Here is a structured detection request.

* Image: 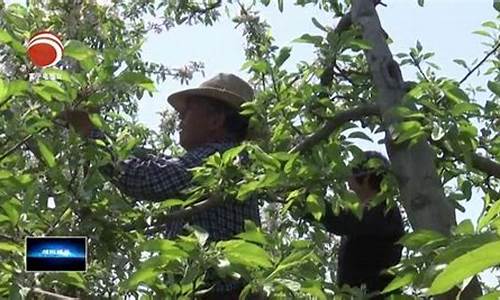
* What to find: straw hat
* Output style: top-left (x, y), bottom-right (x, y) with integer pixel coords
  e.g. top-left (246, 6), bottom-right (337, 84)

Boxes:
top-left (168, 73), bottom-right (260, 140)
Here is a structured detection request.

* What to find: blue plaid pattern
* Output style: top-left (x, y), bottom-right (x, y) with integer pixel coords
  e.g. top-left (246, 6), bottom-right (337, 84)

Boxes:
top-left (88, 129), bottom-right (260, 293)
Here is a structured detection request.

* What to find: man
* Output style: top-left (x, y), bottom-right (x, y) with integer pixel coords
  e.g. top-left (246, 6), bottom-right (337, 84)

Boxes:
top-left (63, 73), bottom-right (261, 299)
top-left (304, 151), bottom-right (404, 299)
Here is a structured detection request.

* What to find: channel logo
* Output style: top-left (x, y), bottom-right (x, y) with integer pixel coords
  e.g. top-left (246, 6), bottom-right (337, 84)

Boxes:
top-left (26, 237), bottom-right (87, 272)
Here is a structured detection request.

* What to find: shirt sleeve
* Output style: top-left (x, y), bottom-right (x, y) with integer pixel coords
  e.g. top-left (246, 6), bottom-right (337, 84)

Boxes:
top-left (321, 202), bottom-right (403, 238)
top-left (87, 129), bottom-right (217, 202)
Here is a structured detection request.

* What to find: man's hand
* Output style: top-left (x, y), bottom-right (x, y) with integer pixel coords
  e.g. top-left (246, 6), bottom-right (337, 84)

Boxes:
top-left (57, 109), bottom-right (94, 137)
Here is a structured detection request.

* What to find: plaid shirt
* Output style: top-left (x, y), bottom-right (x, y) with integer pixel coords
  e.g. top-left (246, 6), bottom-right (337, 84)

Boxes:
top-left (89, 129), bottom-right (260, 292)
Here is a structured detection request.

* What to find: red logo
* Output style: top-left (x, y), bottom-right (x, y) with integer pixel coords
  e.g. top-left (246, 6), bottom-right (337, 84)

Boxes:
top-left (27, 31), bottom-right (63, 68)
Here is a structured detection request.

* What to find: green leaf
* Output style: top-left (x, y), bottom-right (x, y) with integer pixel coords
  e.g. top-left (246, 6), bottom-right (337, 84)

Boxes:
top-left (478, 291), bottom-right (500, 300)
top-left (478, 198), bottom-right (500, 231)
top-left (252, 146), bottom-right (280, 170)
top-left (442, 82), bottom-right (470, 103)
top-left (43, 68), bottom-right (78, 84)
top-left (348, 131), bottom-right (373, 142)
top-left (429, 241), bottom-right (500, 295)
top-left (117, 72), bottom-right (156, 92)
top-left (222, 144), bottom-right (246, 165)
top-left (142, 239), bottom-right (188, 258)
top-left (1, 200), bottom-right (20, 225)
top-left (394, 121), bottom-right (423, 144)
top-left (458, 123), bottom-right (477, 138)
top-left (271, 152), bottom-right (294, 161)
top-left (301, 280), bottom-right (327, 300)
top-left (451, 103), bottom-right (481, 116)
top-left (311, 17), bottom-right (327, 32)
top-left (220, 240), bottom-right (272, 268)
top-left (398, 230), bottom-right (447, 250)
top-left (64, 40), bottom-right (96, 61)
top-left (37, 140), bottom-right (56, 167)
top-left (487, 81), bottom-right (500, 97)
top-left (418, 0), bottom-right (424, 7)
top-left (453, 59), bottom-right (469, 70)
top-left (495, 0), bottom-right (500, 12)
top-left (89, 114), bottom-right (103, 128)
top-left (123, 267), bottom-right (157, 289)
top-left (139, 255), bottom-right (177, 270)
top-left (306, 193), bottom-right (324, 221)
top-left (0, 29), bottom-right (13, 43)
top-left (268, 249), bottom-right (314, 279)
top-left (275, 46), bottom-right (291, 68)
top-left (236, 228), bottom-right (268, 246)
top-left (0, 242), bottom-right (22, 253)
top-left (293, 34), bottom-right (323, 46)
top-left (0, 78), bottom-right (9, 102)
top-left (434, 232), bottom-right (498, 264)
top-left (158, 199), bottom-right (185, 209)
top-left (0, 170), bottom-right (13, 179)
top-left (453, 219), bottom-right (474, 236)
top-left (472, 30), bottom-right (492, 38)
top-left (237, 180), bottom-right (261, 201)
top-left (382, 270), bottom-right (417, 293)
top-left (482, 21), bottom-right (497, 29)
top-left (7, 80), bottom-right (29, 97)
top-left (278, 0), bottom-right (284, 12)
top-left (249, 60), bottom-right (269, 73)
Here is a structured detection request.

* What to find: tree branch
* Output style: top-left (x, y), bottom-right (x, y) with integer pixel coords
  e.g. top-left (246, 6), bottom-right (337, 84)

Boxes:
top-left (0, 133), bottom-right (35, 163)
top-left (459, 40), bottom-right (500, 85)
top-left (471, 154), bottom-right (500, 179)
top-left (124, 195), bottom-right (222, 233)
top-left (27, 288), bottom-right (79, 300)
top-left (291, 104), bottom-right (379, 153)
top-left (0, 233), bottom-right (17, 243)
top-left (432, 139), bottom-right (500, 179)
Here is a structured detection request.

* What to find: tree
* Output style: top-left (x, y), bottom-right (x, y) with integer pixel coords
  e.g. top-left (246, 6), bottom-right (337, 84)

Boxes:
top-left (0, 0), bottom-right (499, 299)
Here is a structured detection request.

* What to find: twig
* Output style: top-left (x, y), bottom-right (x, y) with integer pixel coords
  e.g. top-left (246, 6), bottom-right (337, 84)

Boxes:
top-left (432, 139), bottom-right (500, 179)
top-left (291, 104), bottom-right (379, 153)
top-left (190, 0), bottom-right (222, 15)
top-left (459, 41), bottom-right (500, 85)
top-left (28, 288), bottom-right (79, 300)
top-left (0, 233), bottom-right (17, 243)
top-left (410, 53), bottom-right (429, 82)
top-left (45, 206), bottom-right (72, 235)
top-left (0, 132), bottom-right (36, 163)
top-left (124, 195), bottom-right (222, 234)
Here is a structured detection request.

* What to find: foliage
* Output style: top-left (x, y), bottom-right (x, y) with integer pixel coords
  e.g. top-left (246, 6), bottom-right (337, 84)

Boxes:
top-left (0, 0), bottom-right (499, 298)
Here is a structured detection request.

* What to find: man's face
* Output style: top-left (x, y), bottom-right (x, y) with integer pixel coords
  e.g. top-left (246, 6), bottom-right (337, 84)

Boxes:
top-left (178, 97), bottom-right (225, 150)
top-left (347, 174), bottom-right (374, 203)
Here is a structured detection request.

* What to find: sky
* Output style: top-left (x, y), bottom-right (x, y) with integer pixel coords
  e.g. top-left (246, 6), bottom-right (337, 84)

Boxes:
top-left (5, 0), bottom-right (500, 289)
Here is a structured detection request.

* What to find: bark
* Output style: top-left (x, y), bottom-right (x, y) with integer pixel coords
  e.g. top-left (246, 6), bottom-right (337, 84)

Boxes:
top-left (351, 0), bottom-right (455, 234)
top-left (350, 0), bottom-right (481, 298)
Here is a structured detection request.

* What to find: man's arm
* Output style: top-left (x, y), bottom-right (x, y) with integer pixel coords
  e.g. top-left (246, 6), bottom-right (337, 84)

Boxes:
top-left (61, 110), bottom-right (212, 202)
top-left (304, 202), bottom-right (403, 238)
top-left (324, 203), bottom-right (403, 237)
top-left (88, 128), bottom-right (223, 202)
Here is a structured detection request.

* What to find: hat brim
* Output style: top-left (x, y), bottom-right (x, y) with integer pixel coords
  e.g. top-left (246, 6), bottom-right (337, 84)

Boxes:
top-left (167, 87), bottom-right (246, 113)
top-left (167, 87), bottom-right (262, 140)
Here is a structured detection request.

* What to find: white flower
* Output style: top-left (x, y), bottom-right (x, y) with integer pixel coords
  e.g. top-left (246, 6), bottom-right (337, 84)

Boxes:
top-left (96, 0), bottom-right (113, 7)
